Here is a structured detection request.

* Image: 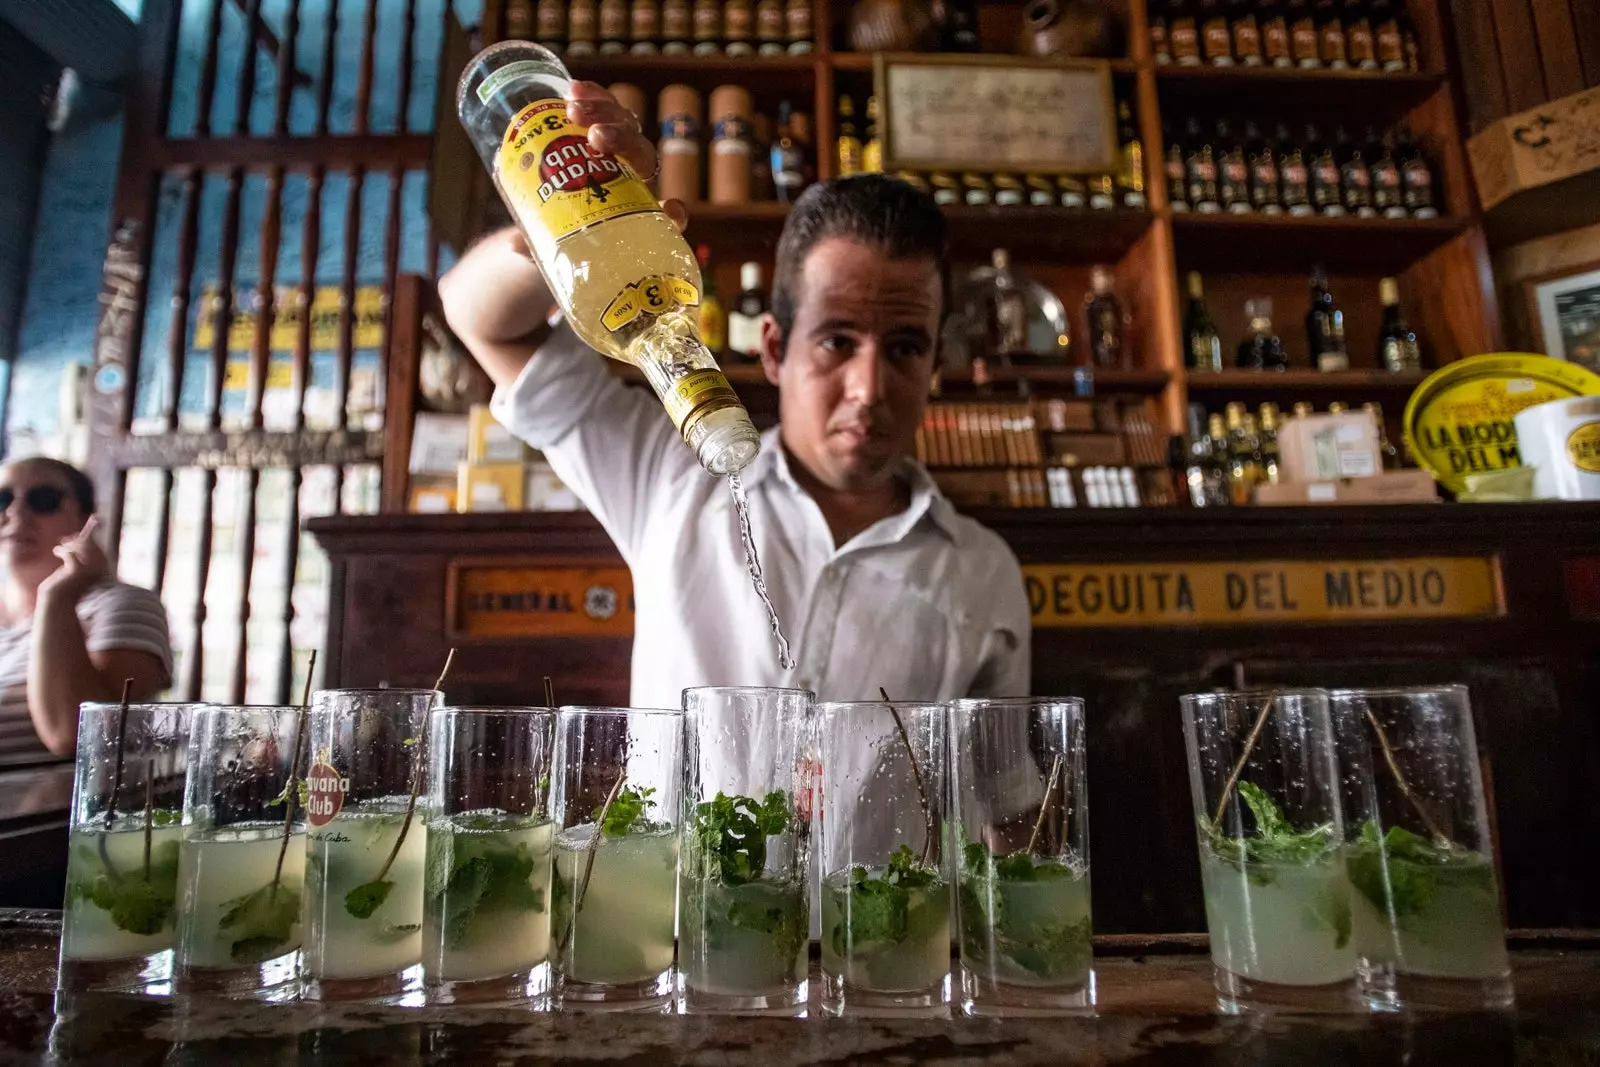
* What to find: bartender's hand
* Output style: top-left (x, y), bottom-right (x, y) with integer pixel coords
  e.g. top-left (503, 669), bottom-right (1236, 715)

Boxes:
top-left (439, 82), bottom-right (687, 389)
top-left (38, 517), bottom-right (108, 606)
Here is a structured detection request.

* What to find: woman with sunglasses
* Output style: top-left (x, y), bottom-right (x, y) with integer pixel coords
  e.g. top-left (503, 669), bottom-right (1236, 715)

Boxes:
top-left (0, 458), bottom-right (172, 759)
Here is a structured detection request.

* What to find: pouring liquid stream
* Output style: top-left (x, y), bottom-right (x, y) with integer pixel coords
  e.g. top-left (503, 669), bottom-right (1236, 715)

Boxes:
top-left (727, 472), bottom-right (796, 671)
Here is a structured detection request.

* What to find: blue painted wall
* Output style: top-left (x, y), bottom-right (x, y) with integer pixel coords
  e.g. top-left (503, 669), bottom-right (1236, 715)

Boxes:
top-left (6, 0), bottom-right (478, 444)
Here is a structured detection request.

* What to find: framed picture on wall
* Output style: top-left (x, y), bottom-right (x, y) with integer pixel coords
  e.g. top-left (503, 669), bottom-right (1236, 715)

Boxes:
top-left (1528, 264), bottom-right (1600, 374)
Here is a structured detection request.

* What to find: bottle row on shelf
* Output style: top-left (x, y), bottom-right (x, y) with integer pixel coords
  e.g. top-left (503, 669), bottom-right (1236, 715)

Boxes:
top-left (1179, 399), bottom-right (1404, 507)
top-left (502, 0), bottom-right (814, 57)
top-left (1186, 267), bottom-right (1422, 374)
top-left (625, 83), bottom-right (816, 204)
top-left (1150, 0), bottom-right (1421, 73)
top-left (1164, 117), bottom-right (1438, 219)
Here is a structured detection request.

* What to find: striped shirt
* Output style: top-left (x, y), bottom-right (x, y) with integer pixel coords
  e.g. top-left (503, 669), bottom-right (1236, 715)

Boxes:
top-left (0, 582), bottom-right (173, 762)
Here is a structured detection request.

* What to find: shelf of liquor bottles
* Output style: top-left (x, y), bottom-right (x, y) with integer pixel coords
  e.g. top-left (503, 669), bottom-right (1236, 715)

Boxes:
top-left (1184, 368), bottom-right (1424, 393)
top-left (1169, 213), bottom-right (1467, 273)
top-left (614, 358), bottom-right (1172, 395)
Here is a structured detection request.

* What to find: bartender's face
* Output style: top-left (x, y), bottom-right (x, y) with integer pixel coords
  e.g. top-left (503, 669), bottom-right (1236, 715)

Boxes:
top-left (760, 238), bottom-right (939, 490)
top-left (0, 460), bottom-right (86, 571)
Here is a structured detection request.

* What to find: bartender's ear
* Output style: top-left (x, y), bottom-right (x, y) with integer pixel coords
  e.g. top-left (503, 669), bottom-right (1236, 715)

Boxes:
top-left (759, 315), bottom-right (785, 386)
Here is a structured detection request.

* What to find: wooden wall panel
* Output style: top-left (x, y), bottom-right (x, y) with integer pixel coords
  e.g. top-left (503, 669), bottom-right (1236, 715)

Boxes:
top-left (1453, 0), bottom-right (1600, 131)
top-left (1530, 0), bottom-right (1588, 100)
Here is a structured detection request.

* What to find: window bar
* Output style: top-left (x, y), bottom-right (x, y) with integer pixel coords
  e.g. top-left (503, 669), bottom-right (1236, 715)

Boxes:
top-left (151, 169), bottom-right (203, 599)
top-left (235, 0), bottom-right (266, 134)
top-left (354, 0), bottom-right (380, 136)
top-left (272, 0), bottom-right (301, 138)
top-left (195, 0), bottom-right (226, 138)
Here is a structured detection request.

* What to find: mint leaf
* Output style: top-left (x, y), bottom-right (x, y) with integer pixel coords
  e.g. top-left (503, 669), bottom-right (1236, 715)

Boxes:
top-left (344, 879), bottom-right (393, 919)
top-left (1209, 781), bottom-right (1336, 870)
top-left (1006, 916), bottom-right (1092, 981)
top-left (597, 786), bottom-right (656, 837)
top-left (884, 844), bottom-right (937, 889)
top-left (1346, 820), bottom-right (1492, 923)
top-left (75, 838), bottom-right (181, 936)
top-left (219, 882), bottom-right (301, 963)
top-left (689, 791), bottom-right (791, 886)
top-left (840, 867), bottom-right (910, 950)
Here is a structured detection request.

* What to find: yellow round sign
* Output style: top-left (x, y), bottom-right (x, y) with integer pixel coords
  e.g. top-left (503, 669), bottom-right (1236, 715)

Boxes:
top-left (1402, 353), bottom-right (1600, 494)
top-left (1568, 422), bottom-right (1600, 474)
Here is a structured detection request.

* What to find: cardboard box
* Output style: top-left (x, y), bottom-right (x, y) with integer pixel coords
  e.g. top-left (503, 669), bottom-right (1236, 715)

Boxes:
top-left (408, 480), bottom-right (457, 514)
top-left (457, 461), bottom-right (525, 512)
top-left (467, 403), bottom-right (527, 464)
top-left (408, 412), bottom-right (469, 475)
top-left (1278, 412), bottom-right (1382, 483)
top-left (1256, 470), bottom-right (1439, 506)
top-left (1467, 84), bottom-right (1600, 212)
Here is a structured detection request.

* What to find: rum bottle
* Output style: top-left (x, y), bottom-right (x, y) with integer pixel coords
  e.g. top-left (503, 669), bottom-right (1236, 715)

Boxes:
top-left (1246, 120), bottom-right (1282, 213)
top-left (1217, 118), bottom-right (1251, 213)
top-left (1369, 126), bottom-right (1405, 217)
top-left (1344, 0), bottom-right (1377, 68)
top-left (1237, 297), bottom-right (1289, 371)
top-left (1278, 122), bottom-right (1313, 215)
top-left (1337, 126), bottom-right (1375, 217)
top-left (1170, 0), bottom-right (1202, 64)
top-left (1377, 276), bottom-right (1422, 372)
top-left (1117, 100), bottom-right (1147, 209)
top-left (1287, 0), bottom-right (1320, 67)
top-left (1185, 272), bottom-right (1224, 372)
top-left (1084, 266), bottom-right (1126, 369)
top-left (1307, 123), bottom-right (1344, 216)
top-left (1199, 0), bottom-right (1233, 64)
top-left (1314, 0), bottom-right (1347, 67)
top-left (1306, 266), bottom-right (1350, 372)
top-left (1398, 129), bottom-right (1438, 217)
top-left (1150, 0), bottom-right (1173, 63)
top-left (1259, 0), bottom-right (1293, 66)
top-left (459, 43), bottom-right (760, 475)
top-left (836, 95), bottom-right (862, 177)
top-left (1228, 0), bottom-right (1262, 64)
top-left (1184, 117), bottom-right (1221, 213)
top-left (1165, 121), bottom-right (1190, 212)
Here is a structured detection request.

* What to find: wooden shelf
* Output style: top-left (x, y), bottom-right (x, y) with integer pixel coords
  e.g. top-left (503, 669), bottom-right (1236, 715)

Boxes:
top-left (1170, 213), bottom-right (1469, 273)
top-left (1184, 369), bottom-right (1427, 393)
top-left (1154, 64), bottom-right (1446, 118)
top-left (940, 364), bottom-right (1171, 394)
top-left (832, 53), bottom-right (1139, 74)
top-left (674, 203), bottom-right (1153, 262)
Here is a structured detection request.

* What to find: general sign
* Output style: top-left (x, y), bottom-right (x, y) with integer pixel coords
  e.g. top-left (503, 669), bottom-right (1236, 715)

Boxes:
top-left (1023, 557), bottom-right (1503, 628)
top-left (451, 565), bottom-right (635, 638)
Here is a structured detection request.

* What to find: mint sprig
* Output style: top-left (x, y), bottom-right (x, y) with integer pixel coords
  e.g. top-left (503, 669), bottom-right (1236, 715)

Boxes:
top-left (1346, 819), bottom-right (1493, 922)
top-left (1207, 780), bottom-right (1337, 870)
top-left (689, 791), bottom-right (790, 885)
top-left (596, 786), bottom-right (657, 837)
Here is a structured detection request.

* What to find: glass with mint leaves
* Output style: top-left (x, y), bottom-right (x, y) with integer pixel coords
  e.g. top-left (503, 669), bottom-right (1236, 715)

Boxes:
top-left (172, 705), bottom-right (307, 997)
top-left (421, 705), bottom-right (556, 1005)
top-left (817, 699), bottom-right (951, 1017)
top-left (1181, 689), bottom-right (1359, 1014)
top-left (1331, 687), bottom-right (1512, 1011)
top-left (301, 688), bottom-right (439, 1001)
top-left (59, 701), bottom-right (195, 992)
top-left (549, 706), bottom-right (682, 1011)
top-left (678, 687), bottom-right (813, 1015)
top-left (951, 697), bottom-right (1092, 1016)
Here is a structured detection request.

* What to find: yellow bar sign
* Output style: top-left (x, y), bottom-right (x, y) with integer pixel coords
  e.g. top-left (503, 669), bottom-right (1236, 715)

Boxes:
top-left (192, 285), bottom-right (386, 353)
top-left (1024, 557), bottom-right (1503, 628)
top-left (451, 566), bottom-right (635, 639)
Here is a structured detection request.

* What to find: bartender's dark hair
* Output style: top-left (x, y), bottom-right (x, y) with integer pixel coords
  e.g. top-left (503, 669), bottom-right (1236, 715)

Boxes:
top-left (770, 175), bottom-right (951, 348)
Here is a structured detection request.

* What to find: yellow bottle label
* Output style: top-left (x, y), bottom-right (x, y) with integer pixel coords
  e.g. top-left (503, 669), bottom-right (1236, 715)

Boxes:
top-left (497, 99), bottom-right (660, 243)
top-left (662, 368), bottom-right (740, 430)
top-left (600, 275), bottom-right (700, 332)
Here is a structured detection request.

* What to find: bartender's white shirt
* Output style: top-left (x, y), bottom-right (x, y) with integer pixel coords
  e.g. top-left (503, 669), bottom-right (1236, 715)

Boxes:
top-left (490, 322), bottom-right (1033, 709)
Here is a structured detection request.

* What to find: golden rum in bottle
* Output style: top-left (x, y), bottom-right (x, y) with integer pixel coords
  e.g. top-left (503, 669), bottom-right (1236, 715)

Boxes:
top-left (458, 43), bottom-right (760, 476)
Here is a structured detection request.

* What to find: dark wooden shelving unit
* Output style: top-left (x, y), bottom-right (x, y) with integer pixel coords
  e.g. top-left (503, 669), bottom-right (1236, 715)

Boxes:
top-left (1170, 214), bottom-right (1470, 273)
top-left (1185, 369), bottom-right (1426, 392)
top-left (1153, 64), bottom-right (1447, 116)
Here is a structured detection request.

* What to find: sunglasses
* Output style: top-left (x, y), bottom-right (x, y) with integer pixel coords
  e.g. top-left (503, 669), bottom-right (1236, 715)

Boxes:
top-left (0, 485), bottom-right (68, 516)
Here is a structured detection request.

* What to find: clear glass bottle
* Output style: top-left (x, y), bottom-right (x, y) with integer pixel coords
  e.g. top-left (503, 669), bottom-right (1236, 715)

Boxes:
top-left (1237, 297), bottom-right (1290, 371)
top-left (458, 43), bottom-right (760, 476)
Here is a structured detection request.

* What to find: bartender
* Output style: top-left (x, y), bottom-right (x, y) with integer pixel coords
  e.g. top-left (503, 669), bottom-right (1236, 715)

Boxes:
top-left (0, 458), bottom-right (172, 758)
top-left (441, 81), bottom-right (1030, 715)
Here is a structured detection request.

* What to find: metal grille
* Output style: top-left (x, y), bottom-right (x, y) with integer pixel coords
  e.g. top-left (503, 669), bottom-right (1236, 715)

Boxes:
top-left (89, 0), bottom-right (448, 703)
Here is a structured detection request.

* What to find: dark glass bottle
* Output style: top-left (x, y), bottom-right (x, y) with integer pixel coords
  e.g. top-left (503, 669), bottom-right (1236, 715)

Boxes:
top-left (1307, 123), bottom-right (1345, 216)
top-left (1217, 119), bottom-right (1251, 213)
top-left (943, 0), bottom-right (979, 51)
top-left (1337, 126), bottom-right (1375, 217)
top-left (1084, 266), bottom-right (1126, 369)
top-left (1165, 121), bottom-right (1191, 212)
top-left (1246, 120), bottom-right (1282, 213)
top-left (1287, 0), bottom-right (1321, 67)
top-left (1370, 127), bottom-right (1405, 218)
top-left (1228, 0), bottom-right (1262, 64)
top-left (1237, 297), bottom-right (1290, 371)
top-left (1314, 0), bottom-right (1348, 67)
top-left (1398, 129), bottom-right (1438, 217)
top-left (1344, 0), bottom-right (1377, 69)
top-left (1199, 0), bottom-right (1234, 64)
top-left (1117, 101), bottom-right (1147, 209)
top-left (1186, 272), bottom-right (1224, 372)
top-left (1306, 265), bottom-right (1350, 373)
top-left (1184, 117), bottom-right (1221, 212)
top-left (770, 101), bottom-right (807, 204)
top-left (1150, 0), bottom-right (1173, 63)
top-left (1169, 0), bottom-right (1201, 64)
top-left (1377, 277), bottom-right (1422, 372)
top-left (1259, 0), bottom-right (1293, 66)
top-left (1278, 122), bottom-right (1313, 215)
top-left (1371, 0), bottom-right (1405, 71)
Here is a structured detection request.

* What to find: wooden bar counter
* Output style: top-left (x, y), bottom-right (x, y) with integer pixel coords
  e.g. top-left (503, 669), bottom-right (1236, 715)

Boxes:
top-left (311, 503), bottom-right (1600, 939)
top-left (4, 912), bottom-right (1598, 1063)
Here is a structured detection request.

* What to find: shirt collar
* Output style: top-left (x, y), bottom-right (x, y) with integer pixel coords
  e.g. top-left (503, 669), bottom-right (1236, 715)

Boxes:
top-left (740, 426), bottom-right (961, 545)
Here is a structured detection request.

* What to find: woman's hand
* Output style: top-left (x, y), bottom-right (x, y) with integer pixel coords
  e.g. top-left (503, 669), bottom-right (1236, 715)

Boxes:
top-left (38, 517), bottom-right (108, 606)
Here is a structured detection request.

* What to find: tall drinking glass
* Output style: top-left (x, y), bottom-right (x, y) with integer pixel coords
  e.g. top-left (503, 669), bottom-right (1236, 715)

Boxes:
top-left (549, 706), bottom-right (682, 1011)
top-left (59, 702), bottom-right (196, 992)
top-left (301, 688), bottom-right (438, 1001)
top-left (174, 705), bottom-right (307, 996)
top-left (1180, 689), bottom-right (1358, 1014)
top-left (951, 697), bottom-right (1092, 1016)
top-left (1331, 686), bottom-right (1513, 1011)
top-left (422, 706), bottom-right (556, 1005)
top-left (817, 700), bottom-right (951, 1017)
top-left (678, 687), bottom-right (813, 1016)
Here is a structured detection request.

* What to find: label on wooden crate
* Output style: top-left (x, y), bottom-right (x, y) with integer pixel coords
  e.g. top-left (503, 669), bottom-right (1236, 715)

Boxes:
top-left (1468, 84), bottom-right (1600, 211)
top-left (452, 565), bottom-right (635, 638)
top-left (1023, 557), bottom-right (1502, 627)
